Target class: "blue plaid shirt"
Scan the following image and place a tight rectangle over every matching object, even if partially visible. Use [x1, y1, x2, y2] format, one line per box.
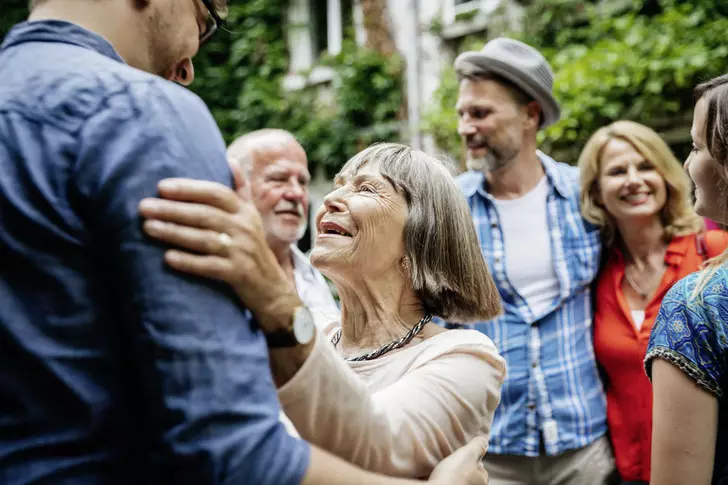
[453, 152, 606, 457]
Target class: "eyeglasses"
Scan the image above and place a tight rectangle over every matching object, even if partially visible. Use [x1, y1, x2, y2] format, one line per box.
[199, 0, 225, 46]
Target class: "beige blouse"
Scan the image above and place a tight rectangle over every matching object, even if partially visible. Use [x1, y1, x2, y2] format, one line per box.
[278, 328, 506, 478]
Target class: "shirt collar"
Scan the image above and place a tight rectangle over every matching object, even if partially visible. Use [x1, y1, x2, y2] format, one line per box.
[612, 234, 693, 267]
[462, 151, 573, 200]
[291, 245, 317, 282]
[1, 20, 124, 64]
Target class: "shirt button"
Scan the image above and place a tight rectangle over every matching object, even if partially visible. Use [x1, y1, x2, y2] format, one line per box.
[532, 362, 538, 368]
[490, 222, 498, 228]
[495, 257, 501, 264]
[528, 404, 536, 411]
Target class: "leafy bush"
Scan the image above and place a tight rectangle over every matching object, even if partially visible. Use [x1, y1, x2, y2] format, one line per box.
[424, 0, 728, 164]
[2, 0, 404, 176]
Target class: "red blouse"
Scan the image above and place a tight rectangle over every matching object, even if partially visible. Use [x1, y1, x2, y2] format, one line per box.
[594, 232, 728, 482]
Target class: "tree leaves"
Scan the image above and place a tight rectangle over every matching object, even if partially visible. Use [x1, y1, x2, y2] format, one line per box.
[424, 0, 728, 164]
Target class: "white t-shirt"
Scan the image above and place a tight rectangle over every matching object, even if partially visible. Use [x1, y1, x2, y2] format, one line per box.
[493, 176, 560, 318]
[631, 310, 646, 331]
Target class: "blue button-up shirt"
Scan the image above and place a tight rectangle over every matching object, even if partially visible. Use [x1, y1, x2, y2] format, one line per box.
[453, 152, 606, 457]
[0, 21, 309, 485]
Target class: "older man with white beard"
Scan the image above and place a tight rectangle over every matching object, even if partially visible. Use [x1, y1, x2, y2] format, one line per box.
[227, 129, 340, 333]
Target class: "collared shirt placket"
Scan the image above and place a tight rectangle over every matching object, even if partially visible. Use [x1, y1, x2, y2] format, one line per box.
[456, 152, 606, 457]
[482, 193, 547, 455]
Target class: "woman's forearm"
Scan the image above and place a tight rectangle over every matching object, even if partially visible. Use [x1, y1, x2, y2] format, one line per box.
[303, 446, 418, 485]
[304, 439, 489, 485]
[269, 342, 315, 387]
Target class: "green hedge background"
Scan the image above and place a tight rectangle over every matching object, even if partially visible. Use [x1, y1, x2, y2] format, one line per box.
[4, 0, 727, 169]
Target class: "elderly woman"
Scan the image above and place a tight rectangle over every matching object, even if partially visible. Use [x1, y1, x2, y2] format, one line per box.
[643, 74, 728, 485]
[578, 120, 728, 485]
[139, 143, 506, 479]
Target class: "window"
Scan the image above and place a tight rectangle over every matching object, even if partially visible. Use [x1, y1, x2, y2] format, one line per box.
[311, 0, 329, 56]
[286, 0, 357, 89]
[308, 0, 355, 59]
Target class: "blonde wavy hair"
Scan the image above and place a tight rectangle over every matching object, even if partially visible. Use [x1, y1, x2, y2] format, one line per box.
[578, 120, 703, 248]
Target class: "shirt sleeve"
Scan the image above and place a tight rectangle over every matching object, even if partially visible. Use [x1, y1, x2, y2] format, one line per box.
[645, 270, 728, 398]
[73, 79, 309, 485]
[278, 329, 505, 478]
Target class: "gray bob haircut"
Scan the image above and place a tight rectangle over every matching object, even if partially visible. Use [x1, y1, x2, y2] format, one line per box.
[338, 143, 502, 323]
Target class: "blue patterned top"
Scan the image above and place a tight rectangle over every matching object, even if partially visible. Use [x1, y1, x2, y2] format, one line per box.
[645, 267, 728, 484]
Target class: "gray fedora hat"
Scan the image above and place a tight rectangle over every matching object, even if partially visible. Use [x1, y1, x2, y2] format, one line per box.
[455, 37, 561, 128]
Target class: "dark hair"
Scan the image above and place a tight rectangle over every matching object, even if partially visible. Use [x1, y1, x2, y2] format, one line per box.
[456, 68, 534, 107]
[694, 74, 728, 165]
[454, 59, 540, 125]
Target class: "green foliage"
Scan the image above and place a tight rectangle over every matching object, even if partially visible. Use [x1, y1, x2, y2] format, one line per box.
[285, 40, 405, 176]
[1, 0, 30, 41]
[424, 0, 728, 164]
[187, 0, 290, 145]
[1, 0, 404, 176]
[188, 2, 405, 176]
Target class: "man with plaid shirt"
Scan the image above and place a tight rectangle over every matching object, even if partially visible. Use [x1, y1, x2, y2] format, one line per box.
[448, 38, 617, 485]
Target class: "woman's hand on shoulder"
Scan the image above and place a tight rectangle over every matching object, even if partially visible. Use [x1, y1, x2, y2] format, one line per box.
[138, 176, 299, 331]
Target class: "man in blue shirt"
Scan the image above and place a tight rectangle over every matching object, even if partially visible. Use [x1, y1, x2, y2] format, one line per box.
[449, 38, 616, 484]
[0, 1, 487, 484]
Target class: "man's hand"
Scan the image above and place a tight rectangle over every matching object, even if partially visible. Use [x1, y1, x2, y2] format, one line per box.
[428, 437, 489, 485]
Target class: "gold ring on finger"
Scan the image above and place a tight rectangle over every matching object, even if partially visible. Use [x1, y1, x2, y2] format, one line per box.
[218, 232, 233, 252]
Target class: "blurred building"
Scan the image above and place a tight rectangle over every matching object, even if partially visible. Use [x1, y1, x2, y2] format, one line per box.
[283, 0, 522, 154]
[283, 0, 524, 249]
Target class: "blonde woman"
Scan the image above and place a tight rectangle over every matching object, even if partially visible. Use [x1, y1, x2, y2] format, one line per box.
[578, 120, 728, 485]
[645, 74, 728, 485]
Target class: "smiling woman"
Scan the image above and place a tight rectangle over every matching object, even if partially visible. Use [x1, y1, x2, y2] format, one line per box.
[577, 121, 728, 484]
[138, 142, 505, 478]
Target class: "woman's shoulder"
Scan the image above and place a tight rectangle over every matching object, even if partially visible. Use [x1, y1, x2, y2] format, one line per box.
[654, 267, 728, 332]
[425, 328, 499, 351]
[646, 266, 728, 396]
[662, 265, 728, 306]
[415, 329, 506, 376]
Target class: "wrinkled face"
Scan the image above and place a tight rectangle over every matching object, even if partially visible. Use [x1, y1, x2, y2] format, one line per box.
[249, 143, 311, 246]
[597, 138, 668, 224]
[144, 0, 211, 85]
[310, 162, 408, 280]
[686, 97, 727, 223]
[456, 78, 526, 173]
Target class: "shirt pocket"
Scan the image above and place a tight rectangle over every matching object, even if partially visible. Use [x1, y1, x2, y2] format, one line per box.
[563, 225, 601, 288]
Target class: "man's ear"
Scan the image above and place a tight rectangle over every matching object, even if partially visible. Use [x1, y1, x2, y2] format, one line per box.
[227, 157, 252, 202]
[525, 101, 542, 130]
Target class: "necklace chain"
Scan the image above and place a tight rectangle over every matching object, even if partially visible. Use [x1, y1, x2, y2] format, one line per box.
[624, 267, 649, 299]
[331, 314, 433, 362]
[624, 263, 665, 300]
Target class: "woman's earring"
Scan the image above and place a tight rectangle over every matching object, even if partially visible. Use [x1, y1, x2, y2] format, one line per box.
[399, 257, 411, 277]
